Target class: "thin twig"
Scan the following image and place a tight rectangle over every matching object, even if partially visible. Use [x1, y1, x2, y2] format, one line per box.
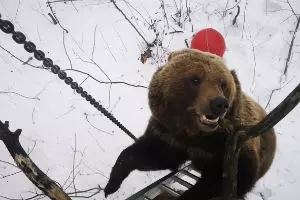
[63, 68, 147, 88]
[56, 105, 75, 119]
[1, 170, 22, 179]
[110, 0, 149, 45]
[99, 30, 117, 63]
[91, 25, 97, 60]
[84, 113, 114, 135]
[89, 59, 112, 107]
[47, 1, 69, 32]
[184, 39, 189, 48]
[0, 160, 18, 168]
[232, 5, 240, 25]
[223, 0, 242, 16]
[283, 14, 300, 76]
[14, 0, 21, 20]
[241, 0, 248, 39]
[160, 0, 170, 29]
[72, 133, 77, 195]
[122, 0, 151, 26]
[79, 76, 89, 86]
[62, 30, 73, 69]
[287, 0, 299, 19]
[70, 0, 79, 12]
[114, 28, 128, 52]
[68, 186, 103, 198]
[0, 45, 45, 69]
[87, 130, 105, 152]
[0, 91, 41, 101]
[0, 193, 42, 200]
[265, 87, 283, 109]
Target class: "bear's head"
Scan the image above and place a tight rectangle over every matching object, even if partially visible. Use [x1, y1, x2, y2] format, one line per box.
[148, 48, 240, 136]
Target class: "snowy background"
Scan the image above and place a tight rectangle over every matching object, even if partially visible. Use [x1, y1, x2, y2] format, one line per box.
[0, 0, 299, 199]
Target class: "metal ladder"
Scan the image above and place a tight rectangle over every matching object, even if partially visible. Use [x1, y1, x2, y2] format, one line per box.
[126, 164, 201, 200]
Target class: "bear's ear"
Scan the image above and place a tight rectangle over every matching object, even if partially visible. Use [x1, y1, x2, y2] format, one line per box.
[230, 70, 240, 86]
[230, 70, 242, 95]
[167, 51, 180, 62]
[167, 49, 192, 62]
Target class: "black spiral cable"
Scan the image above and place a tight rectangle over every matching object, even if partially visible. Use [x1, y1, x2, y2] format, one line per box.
[0, 14, 137, 141]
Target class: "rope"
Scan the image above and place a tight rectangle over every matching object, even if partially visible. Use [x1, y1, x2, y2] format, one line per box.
[0, 14, 137, 141]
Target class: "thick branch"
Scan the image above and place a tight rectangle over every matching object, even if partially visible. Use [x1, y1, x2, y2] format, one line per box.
[219, 120, 239, 199]
[219, 83, 300, 199]
[0, 121, 71, 200]
[242, 83, 300, 142]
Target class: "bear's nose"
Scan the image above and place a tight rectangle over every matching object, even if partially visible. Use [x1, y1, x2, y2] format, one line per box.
[210, 97, 229, 117]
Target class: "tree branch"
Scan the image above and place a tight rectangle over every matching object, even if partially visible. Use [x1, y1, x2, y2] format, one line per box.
[217, 83, 300, 200]
[0, 121, 71, 200]
[63, 68, 147, 89]
[242, 83, 300, 141]
[0, 45, 45, 69]
[0, 91, 40, 101]
[110, 0, 149, 45]
[283, 14, 300, 76]
[232, 5, 240, 25]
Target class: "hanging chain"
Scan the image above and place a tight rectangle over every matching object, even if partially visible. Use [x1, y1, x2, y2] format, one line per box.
[0, 14, 137, 141]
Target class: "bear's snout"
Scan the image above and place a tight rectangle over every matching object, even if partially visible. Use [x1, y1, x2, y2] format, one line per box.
[210, 97, 229, 117]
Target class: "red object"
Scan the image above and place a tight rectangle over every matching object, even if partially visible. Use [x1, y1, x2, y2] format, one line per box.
[191, 28, 226, 57]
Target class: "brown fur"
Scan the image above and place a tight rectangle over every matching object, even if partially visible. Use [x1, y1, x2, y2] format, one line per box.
[148, 49, 276, 198]
[149, 49, 237, 136]
[104, 48, 276, 200]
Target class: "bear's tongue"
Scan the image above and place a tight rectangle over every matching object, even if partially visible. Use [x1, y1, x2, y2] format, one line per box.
[200, 115, 219, 124]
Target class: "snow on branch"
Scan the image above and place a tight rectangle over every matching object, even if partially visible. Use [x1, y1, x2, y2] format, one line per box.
[0, 121, 71, 200]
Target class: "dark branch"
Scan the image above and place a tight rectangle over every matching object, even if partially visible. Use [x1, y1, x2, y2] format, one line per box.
[232, 5, 240, 26]
[242, 83, 300, 141]
[110, 0, 149, 45]
[46, 1, 69, 33]
[219, 83, 300, 199]
[283, 15, 300, 75]
[63, 68, 147, 88]
[0, 121, 71, 200]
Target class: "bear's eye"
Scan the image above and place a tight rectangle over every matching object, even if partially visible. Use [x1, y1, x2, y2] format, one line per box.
[221, 81, 227, 90]
[191, 77, 201, 85]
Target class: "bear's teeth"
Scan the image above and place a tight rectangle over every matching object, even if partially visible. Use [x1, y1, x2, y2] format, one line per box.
[200, 115, 219, 124]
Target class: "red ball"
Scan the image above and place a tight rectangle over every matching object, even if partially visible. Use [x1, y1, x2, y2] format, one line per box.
[191, 28, 226, 57]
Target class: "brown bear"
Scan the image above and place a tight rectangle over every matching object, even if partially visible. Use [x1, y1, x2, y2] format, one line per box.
[104, 48, 276, 200]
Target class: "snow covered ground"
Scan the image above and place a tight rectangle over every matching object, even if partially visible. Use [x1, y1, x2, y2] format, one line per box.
[0, 0, 299, 199]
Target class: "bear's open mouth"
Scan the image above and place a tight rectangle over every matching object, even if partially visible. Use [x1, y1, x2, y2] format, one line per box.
[199, 115, 219, 126]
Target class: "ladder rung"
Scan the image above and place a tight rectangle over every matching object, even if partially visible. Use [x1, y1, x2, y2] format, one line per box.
[160, 184, 181, 197]
[134, 197, 147, 200]
[172, 176, 193, 188]
[179, 170, 200, 181]
[142, 195, 151, 200]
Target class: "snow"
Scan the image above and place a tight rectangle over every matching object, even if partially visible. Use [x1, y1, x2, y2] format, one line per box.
[0, 0, 299, 199]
